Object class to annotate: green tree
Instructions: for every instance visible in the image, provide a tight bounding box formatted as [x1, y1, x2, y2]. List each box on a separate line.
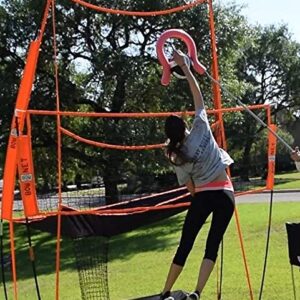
[1, 0, 299, 201]
[227, 24, 300, 178]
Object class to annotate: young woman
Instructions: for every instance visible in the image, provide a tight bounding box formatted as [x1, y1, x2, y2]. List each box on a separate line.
[160, 50, 235, 300]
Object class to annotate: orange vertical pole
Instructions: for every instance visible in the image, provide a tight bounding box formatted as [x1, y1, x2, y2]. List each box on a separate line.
[1, 2, 52, 299]
[207, 2, 228, 298]
[1, 39, 41, 300]
[207, 1, 254, 299]
[233, 208, 254, 300]
[14, 40, 41, 131]
[9, 221, 18, 300]
[50, 1, 63, 299]
[1, 40, 40, 222]
[266, 106, 276, 190]
[266, 124, 277, 190]
[1, 0, 52, 223]
[207, 0, 227, 150]
[1, 122, 18, 221]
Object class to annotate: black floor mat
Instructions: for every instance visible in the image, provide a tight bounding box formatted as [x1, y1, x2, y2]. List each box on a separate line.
[131, 290, 187, 300]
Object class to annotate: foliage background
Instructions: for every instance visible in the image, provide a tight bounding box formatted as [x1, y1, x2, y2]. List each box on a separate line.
[0, 0, 299, 200]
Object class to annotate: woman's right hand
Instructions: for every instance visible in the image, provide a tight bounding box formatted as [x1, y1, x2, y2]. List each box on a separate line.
[173, 49, 187, 67]
[173, 48, 204, 110]
[291, 146, 300, 162]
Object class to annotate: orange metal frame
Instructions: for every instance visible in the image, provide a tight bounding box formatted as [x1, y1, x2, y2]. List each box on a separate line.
[0, 1, 277, 299]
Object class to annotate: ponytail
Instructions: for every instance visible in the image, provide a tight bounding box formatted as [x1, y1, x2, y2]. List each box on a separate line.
[164, 115, 188, 165]
[165, 140, 185, 165]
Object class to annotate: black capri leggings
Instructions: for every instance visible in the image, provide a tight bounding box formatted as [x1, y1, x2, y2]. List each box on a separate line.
[173, 189, 235, 266]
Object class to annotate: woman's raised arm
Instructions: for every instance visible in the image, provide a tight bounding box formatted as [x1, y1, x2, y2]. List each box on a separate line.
[173, 50, 204, 111]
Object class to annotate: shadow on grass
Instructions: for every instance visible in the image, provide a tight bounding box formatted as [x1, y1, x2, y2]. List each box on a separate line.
[275, 177, 300, 185]
[1, 211, 187, 282]
[1, 223, 77, 281]
[109, 212, 186, 262]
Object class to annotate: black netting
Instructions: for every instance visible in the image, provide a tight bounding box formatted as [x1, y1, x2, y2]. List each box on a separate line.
[73, 236, 110, 300]
[286, 223, 300, 267]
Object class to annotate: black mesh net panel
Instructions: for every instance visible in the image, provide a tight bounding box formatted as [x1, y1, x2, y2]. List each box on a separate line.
[10, 106, 274, 300]
[285, 223, 300, 267]
[131, 290, 187, 300]
[72, 236, 110, 300]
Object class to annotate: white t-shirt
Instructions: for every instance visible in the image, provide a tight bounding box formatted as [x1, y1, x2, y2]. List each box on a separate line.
[174, 108, 233, 186]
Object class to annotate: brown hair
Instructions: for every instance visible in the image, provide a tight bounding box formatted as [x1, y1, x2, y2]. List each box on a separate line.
[164, 115, 187, 165]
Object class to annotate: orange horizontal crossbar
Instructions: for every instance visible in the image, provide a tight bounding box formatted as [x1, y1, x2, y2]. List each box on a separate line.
[93, 186, 188, 210]
[235, 187, 267, 197]
[61, 126, 165, 150]
[11, 187, 271, 222]
[71, 0, 206, 16]
[27, 104, 269, 118]
[14, 197, 191, 221]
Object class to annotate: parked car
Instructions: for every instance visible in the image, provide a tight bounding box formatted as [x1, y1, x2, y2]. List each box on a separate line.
[91, 176, 104, 188]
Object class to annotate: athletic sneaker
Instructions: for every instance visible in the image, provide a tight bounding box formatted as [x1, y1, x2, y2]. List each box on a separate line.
[186, 291, 200, 300]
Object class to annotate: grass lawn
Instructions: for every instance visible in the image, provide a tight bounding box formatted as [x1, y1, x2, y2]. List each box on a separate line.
[1, 200, 300, 299]
[274, 170, 300, 190]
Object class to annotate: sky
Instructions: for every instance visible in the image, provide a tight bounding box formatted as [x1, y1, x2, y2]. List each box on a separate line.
[220, 0, 300, 42]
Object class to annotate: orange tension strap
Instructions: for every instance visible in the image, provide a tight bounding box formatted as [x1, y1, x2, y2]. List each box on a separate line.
[17, 135, 39, 217]
[71, 0, 206, 16]
[266, 124, 277, 190]
[1, 40, 41, 220]
[1, 120, 18, 220]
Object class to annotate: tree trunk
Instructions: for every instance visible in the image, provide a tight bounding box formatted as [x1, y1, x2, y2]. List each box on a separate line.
[240, 139, 253, 182]
[103, 175, 119, 205]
